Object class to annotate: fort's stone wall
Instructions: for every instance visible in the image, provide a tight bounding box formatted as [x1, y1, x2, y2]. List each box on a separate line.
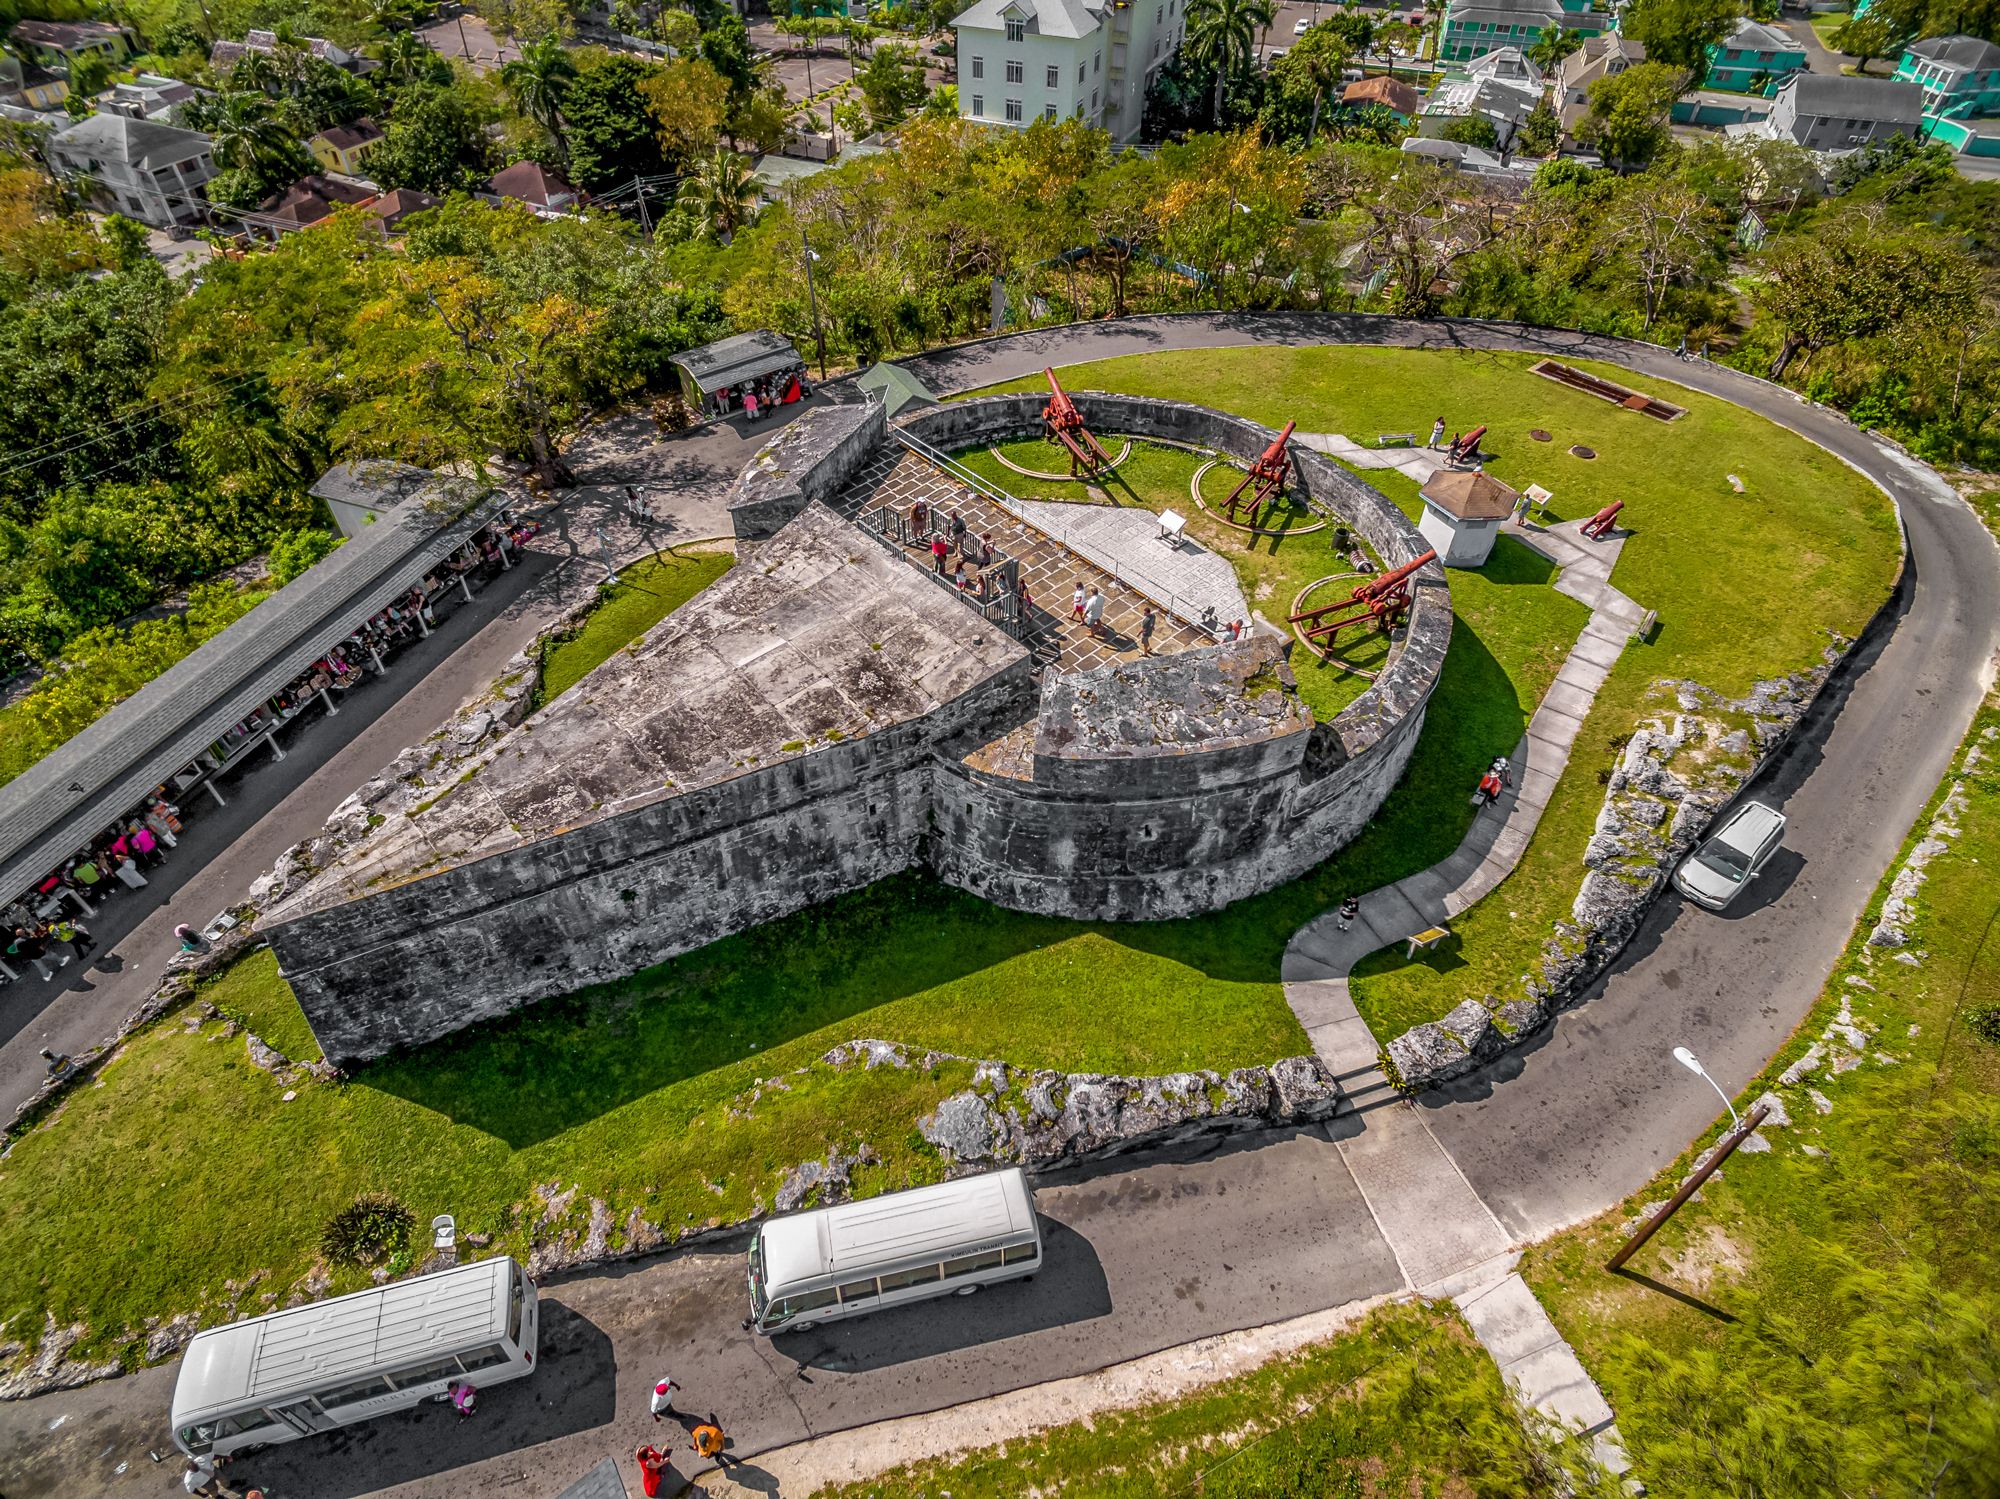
[728, 401, 884, 539]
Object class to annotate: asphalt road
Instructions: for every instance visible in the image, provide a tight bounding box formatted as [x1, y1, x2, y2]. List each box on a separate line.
[2, 316, 1993, 1498]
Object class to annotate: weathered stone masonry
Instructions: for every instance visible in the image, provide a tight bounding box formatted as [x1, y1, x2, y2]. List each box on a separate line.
[268, 392, 1449, 1066]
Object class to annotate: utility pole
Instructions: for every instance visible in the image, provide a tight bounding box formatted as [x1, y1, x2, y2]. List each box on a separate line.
[801, 226, 827, 379]
[455, 7, 472, 62]
[635, 182, 652, 236]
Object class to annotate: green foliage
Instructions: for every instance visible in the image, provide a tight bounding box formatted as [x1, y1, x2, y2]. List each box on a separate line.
[1828, 133, 1957, 200]
[1183, 0, 1277, 126]
[1259, 22, 1354, 145]
[368, 79, 494, 193]
[319, 1192, 415, 1268]
[0, 582, 266, 782]
[1618, 0, 1737, 80]
[1576, 60, 1684, 167]
[266, 526, 341, 584]
[560, 48, 671, 191]
[1528, 21, 1584, 70]
[857, 42, 930, 130]
[1517, 96, 1560, 158]
[1968, 1002, 2000, 1047]
[534, 548, 733, 706]
[1441, 114, 1500, 148]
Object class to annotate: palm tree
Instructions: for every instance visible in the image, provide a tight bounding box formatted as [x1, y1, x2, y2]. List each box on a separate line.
[677, 147, 760, 241]
[1527, 23, 1581, 72]
[501, 33, 577, 167]
[376, 31, 435, 84]
[209, 92, 299, 176]
[1184, 0, 1276, 127]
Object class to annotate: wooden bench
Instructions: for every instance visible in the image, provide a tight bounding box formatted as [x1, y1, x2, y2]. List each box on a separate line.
[1407, 925, 1451, 960]
[1378, 432, 1417, 447]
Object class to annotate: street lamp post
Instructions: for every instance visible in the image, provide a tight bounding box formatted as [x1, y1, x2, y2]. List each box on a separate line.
[801, 230, 827, 380]
[1606, 1046, 1768, 1273]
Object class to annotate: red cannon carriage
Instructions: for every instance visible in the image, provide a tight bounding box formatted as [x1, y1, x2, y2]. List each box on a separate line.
[1042, 368, 1115, 477]
[1447, 425, 1488, 465]
[1222, 421, 1297, 527]
[1288, 548, 1439, 649]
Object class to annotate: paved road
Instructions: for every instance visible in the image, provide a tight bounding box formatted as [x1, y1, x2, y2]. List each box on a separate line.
[0, 406, 799, 1120]
[3, 316, 1994, 1497]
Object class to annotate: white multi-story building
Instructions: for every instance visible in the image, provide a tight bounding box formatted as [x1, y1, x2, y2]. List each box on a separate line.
[46, 113, 215, 228]
[953, 0, 1184, 143]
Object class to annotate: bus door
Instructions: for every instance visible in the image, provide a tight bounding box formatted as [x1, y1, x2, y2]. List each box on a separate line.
[269, 1399, 338, 1437]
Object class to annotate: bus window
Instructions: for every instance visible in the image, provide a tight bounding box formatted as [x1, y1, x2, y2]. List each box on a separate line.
[318, 1376, 394, 1409]
[880, 1264, 942, 1293]
[765, 1287, 836, 1327]
[836, 1278, 880, 1303]
[388, 1357, 462, 1390]
[457, 1345, 512, 1375]
[1002, 1243, 1038, 1265]
[943, 1249, 1004, 1278]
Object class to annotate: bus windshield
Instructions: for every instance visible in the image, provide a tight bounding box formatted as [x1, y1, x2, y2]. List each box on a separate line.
[746, 1238, 767, 1319]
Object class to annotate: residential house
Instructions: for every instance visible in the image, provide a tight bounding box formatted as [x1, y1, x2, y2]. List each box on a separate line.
[8, 18, 131, 72]
[1746, 73, 1924, 150]
[1703, 18, 1806, 95]
[370, 186, 440, 235]
[308, 119, 384, 176]
[1555, 32, 1643, 131]
[1438, 0, 1603, 66]
[1893, 34, 2000, 119]
[209, 29, 359, 73]
[484, 159, 579, 215]
[255, 173, 376, 236]
[0, 52, 67, 111]
[46, 112, 215, 228]
[1342, 74, 1421, 121]
[1400, 134, 1539, 185]
[1420, 46, 1545, 149]
[98, 73, 200, 124]
[953, 0, 1185, 144]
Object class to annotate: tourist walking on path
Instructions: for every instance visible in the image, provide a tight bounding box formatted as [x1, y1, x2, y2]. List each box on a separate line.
[1139, 606, 1157, 655]
[51, 917, 93, 963]
[1336, 894, 1360, 932]
[182, 1453, 230, 1496]
[112, 851, 147, 889]
[1083, 589, 1106, 636]
[10, 928, 55, 980]
[129, 821, 164, 869]
[636, 1443, 672, 1497]
[979, 532, 995, 566]
[649, 1376, 681, 1423]
[1071, 581, 1087, 620]
[449, 1379, 477, 1418]
[690, 1414, 739, 1468]
[931, 534, 949, 574]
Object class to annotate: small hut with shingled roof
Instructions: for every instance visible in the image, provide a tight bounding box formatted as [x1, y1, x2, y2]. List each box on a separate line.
[1417, 468, 1517, 568]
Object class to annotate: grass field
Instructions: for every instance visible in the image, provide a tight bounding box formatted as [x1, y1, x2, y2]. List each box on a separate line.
[977, 347, 1900, 1038]
[0, 347, 1895, 1364]
[1519, 691, 2000, 1496]
[810, 1302, 1618, 1498]
[533, 547, 734, 707]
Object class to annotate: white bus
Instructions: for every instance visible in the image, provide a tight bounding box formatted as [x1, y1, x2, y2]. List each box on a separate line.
[171, 1255, 537, 1459]
[747, 1167, 1042, 1335]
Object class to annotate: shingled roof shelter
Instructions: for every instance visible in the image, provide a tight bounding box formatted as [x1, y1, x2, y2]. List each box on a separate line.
[0, 475, 505, 929]
[669, 330, 807, 418]
[1417, 469, 1519, 567]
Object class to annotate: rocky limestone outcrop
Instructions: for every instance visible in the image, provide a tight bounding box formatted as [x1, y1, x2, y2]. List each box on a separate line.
[1387, 654, 1850, 1091]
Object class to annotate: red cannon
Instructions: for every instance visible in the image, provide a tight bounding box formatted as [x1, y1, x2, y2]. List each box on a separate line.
[1289, 548, 1439, 648]
[1042, 367, 1115, 477]
[1447, 425, 1488, 465]
[1223, 421, 1297, 527]
[1580, 498, 1624, 540]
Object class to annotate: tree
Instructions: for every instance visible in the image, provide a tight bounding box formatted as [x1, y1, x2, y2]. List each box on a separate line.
[1619, 0, 1737, 85]
[1307, 144, 1507, 314]
[1829, 12, 1903, 74]
[857, 42, 930, 130]
[1607, 179, 1721, 329]
[1442, 115, 1500, 148]
[677, 146, 760, 241]
[196, 92, 312, 203]
[1576, 61, 1684, 169]
[375, 30, 450, 86]
[1184, 0, 1277, 127]
[1527, 23, 1582, 71]
[640, 55, 731, 166]
[1753, 207, 1983, 378]
[561, 49, 672, 191]
[500, 32, 577, 167]
[1259, 22, 1353, 145]
[1829, 133, 1958, 200]
[368, 82, 495, 194]
[699, 9, 761, 104]
[1517, 96, 1560, 158]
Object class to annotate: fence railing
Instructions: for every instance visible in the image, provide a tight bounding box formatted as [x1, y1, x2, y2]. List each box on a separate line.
[889, 428, 1227, 638]
[853, 496, 1026, 640]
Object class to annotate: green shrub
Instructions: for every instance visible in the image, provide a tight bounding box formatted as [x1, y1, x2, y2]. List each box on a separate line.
[320, 1193, 415, 1268]
[1966, 1002, 2000, 1048]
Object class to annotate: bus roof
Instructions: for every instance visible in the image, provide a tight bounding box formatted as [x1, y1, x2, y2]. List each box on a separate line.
[171, 1256, 514, 1422]
[759, 1169, 1036, 1290]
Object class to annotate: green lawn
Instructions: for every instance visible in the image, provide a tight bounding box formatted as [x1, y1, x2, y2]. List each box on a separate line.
[977, 348, 1899, 1039]
[1519, 690, 2000, 1497]
[812, 1301, 1617, 1498]
[533, 547, 734, 707]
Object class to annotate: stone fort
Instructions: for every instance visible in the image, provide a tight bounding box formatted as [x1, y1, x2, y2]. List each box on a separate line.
[266, 389, 1450, 1066]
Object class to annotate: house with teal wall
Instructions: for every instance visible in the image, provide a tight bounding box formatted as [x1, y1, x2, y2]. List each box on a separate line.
[1703, 18, 1806, 94]
[1893, 34, 2000, 118]
[1439, 0, 1604, 65]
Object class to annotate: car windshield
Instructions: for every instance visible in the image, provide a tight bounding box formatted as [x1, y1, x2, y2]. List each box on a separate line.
[746, 1239, 767, 1318]
[1697, 839, 1751, 879]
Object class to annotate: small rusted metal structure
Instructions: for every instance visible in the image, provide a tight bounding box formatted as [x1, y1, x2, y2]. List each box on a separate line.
[1222, 421, 1297, 527]
[1447, 425, 1488, 465]
[1289, 548, 1438, 649]
[1042, 367, 1115, 477]
[1581, 498, 1625, 539]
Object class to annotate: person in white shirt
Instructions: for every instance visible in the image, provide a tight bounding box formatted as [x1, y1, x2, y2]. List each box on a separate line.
[650, 1375, 681, 1423]
[183, 1453, 227, 1496]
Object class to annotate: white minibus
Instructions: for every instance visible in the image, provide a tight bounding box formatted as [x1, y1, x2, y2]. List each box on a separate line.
[171, 1255, 537, 1459]
[747, 1167, 1042, 1335]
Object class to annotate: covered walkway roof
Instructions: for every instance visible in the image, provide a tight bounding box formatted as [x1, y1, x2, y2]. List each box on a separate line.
[670, 330, 803, 397]
[0, 473, 504, 904]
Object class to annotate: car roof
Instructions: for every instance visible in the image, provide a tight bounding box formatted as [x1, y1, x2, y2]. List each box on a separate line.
[1717, 801, 1783, 848]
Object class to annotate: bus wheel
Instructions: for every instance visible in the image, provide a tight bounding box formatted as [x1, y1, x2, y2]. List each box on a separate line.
[954, 1284, 979, 1296]
[794, 1321, 818, 1332]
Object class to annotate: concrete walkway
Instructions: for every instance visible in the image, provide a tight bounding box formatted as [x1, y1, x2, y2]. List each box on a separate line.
[1295, 432, 1447, 486]
[1279, 514, 1647, 1463]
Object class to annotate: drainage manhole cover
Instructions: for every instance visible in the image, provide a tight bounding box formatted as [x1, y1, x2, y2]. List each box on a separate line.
[1568, 444, 1597, 460]
[1529, 429, 1552, 442]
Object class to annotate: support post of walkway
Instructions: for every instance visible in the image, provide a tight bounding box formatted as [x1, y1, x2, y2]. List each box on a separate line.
[66, 888, 95, 917]
[265, 732, 286, 764]
[369, 646, 386, 675]
[1607, 1101, 1770, 1273]
[458, 574, 474, 605]
[319, 687, 339, 717]
[203, 780, 227, 808]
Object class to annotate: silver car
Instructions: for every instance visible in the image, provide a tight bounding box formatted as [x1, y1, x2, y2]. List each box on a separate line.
[1674, 801, 1787, 911]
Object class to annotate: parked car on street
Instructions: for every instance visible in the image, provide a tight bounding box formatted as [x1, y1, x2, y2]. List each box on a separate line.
[1674, 801, 1787, 910]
